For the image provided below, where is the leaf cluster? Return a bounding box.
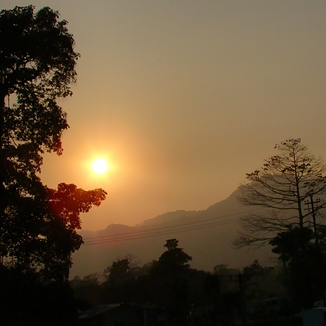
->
[0,6,106,283]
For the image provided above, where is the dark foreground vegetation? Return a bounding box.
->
[0,5,106,326]
[71,238,324,326]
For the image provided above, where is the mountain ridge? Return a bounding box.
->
[71,188,274,278]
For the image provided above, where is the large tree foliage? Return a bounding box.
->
[234,139,326,309]
[0,5,79,155]
[0,5,107,325]
[0,3,106,291]
[269,227,326,308]
[235,138,326,247]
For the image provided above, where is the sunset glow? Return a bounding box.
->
[91,158,109,175]
[33,0,326,231]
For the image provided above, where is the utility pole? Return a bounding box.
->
[304,195,320,246]
[304,195,325,306]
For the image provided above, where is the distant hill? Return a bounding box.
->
[71,187,276,278]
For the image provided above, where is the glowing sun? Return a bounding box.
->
[91,158,109,174]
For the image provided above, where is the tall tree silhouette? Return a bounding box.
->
[234,139,326,309]
[235,138,326,247]
[149,239,192,325]
[0,6,106,325]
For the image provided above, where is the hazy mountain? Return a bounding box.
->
[71,187,275,278]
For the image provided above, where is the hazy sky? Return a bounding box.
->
[3,1,326,230]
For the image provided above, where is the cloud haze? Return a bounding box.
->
[3,0,326,230]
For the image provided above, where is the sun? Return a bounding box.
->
[91,158,109,175]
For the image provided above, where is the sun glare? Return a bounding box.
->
[91,158,109,175]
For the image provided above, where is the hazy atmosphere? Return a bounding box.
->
[3,0,326,230]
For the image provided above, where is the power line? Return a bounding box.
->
[84,218,237,245]
[82,207,265,246]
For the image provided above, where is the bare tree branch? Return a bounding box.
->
[235,138,326,247]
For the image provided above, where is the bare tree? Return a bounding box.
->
[234,138,326,248]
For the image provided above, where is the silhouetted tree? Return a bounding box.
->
[103,258,133,302]
[234,139,326,309]
[102,256,152,303]
[242,260,274,303]
[235,138,326,247]
[270,227,314,271]
[0,5,106,325]
[149,239,192,325]
[105,259,131,285]
[212,264,241,300]
[71,273,102,308]
[270,227,326,309]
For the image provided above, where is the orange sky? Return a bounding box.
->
[3,0,326,230]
